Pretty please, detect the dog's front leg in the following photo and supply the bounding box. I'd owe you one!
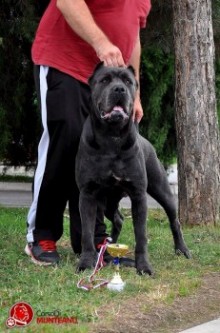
[131,194,153,275]
[77,191,98,272]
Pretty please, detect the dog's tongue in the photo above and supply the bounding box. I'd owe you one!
[112,106,124,112]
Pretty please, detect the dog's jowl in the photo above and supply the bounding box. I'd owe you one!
[75,63,190,275]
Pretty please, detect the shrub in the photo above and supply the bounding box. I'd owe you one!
[140,47,176,167]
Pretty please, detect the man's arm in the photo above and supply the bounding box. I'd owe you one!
[128,33,143,123]
[56,0,125,67]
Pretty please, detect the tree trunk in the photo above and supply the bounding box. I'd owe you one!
[172,0,220,225]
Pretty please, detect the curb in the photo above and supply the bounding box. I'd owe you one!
[0,182,32,191]
[179,318,220,333]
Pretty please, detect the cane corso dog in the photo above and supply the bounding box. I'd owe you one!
[75,63,190,275]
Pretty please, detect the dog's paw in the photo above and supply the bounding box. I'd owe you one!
[175,245,191,259]
[136,259,154,276]
[136,266,154,276]
[76,263,92,272]
[76,253,97,272]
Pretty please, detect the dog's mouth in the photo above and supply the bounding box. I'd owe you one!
[100,106,129,120]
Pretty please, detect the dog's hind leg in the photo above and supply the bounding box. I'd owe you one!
[149,184,191,258]
[146,150,191,259]
[104,190,124,243]
[105,208,123,243]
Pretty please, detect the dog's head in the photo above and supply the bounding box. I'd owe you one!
[89,63,138,124]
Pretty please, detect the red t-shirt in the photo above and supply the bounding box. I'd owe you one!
[32,0,151,83]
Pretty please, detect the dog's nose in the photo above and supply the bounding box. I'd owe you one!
[114,85,126,94]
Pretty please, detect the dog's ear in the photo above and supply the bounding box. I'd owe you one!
[93,61,105,72]
[88,61,104,86]
[127,65,136,77]
[127,65,138,90]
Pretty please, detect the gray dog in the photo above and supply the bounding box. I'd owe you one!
[75,63,190,275]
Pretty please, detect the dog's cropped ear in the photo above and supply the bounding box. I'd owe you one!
[127,65,138,90]
[127,65,136,77]
[88,62,104,86]
[93,61,105,72]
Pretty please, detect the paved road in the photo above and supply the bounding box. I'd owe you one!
[0,182,178,209]
[0,182,33,208]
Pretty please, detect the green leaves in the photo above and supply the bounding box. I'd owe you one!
[140,46,176,167]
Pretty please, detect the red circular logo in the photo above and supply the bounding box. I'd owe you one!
[6,302,34,328]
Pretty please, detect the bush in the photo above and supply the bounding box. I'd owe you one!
[140,47,176,167]
[0,1,49,166]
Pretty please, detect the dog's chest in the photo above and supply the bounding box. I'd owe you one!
[103,158,131,185]
[108,171,130,185]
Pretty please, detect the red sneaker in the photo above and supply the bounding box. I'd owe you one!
[25,240,60,266]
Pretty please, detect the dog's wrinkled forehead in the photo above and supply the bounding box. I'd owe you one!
[89,63,138,89]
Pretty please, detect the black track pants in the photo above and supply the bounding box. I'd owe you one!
[26,66,108,252]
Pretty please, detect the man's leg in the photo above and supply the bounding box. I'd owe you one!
[26,67,84,264]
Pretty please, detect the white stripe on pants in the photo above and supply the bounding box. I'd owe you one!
[26,66,49,243]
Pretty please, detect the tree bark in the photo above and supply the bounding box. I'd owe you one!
[172,0,220,225]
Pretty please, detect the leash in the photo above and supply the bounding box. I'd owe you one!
[77,237,112,291]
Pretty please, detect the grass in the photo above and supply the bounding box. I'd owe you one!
[0,175,33,183]
[0,207,220,333]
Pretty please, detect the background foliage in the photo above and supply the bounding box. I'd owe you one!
[0,0,219,166]
[140,47,176,167]
[140,0,220,167]
[0,1,39,165]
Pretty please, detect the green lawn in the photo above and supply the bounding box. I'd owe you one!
[0,207,220,333]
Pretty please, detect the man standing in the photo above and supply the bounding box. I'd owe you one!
[25,0,151,265]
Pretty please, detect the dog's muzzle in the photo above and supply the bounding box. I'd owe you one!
[101,106,129,120]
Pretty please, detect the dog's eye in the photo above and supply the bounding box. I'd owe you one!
[124,78,132,85]
[100,77,110,84]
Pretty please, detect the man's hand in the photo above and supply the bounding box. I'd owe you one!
[95,39,125,67]
[133,96,144,123]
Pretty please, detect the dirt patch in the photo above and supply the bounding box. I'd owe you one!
[90,272,220,333]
